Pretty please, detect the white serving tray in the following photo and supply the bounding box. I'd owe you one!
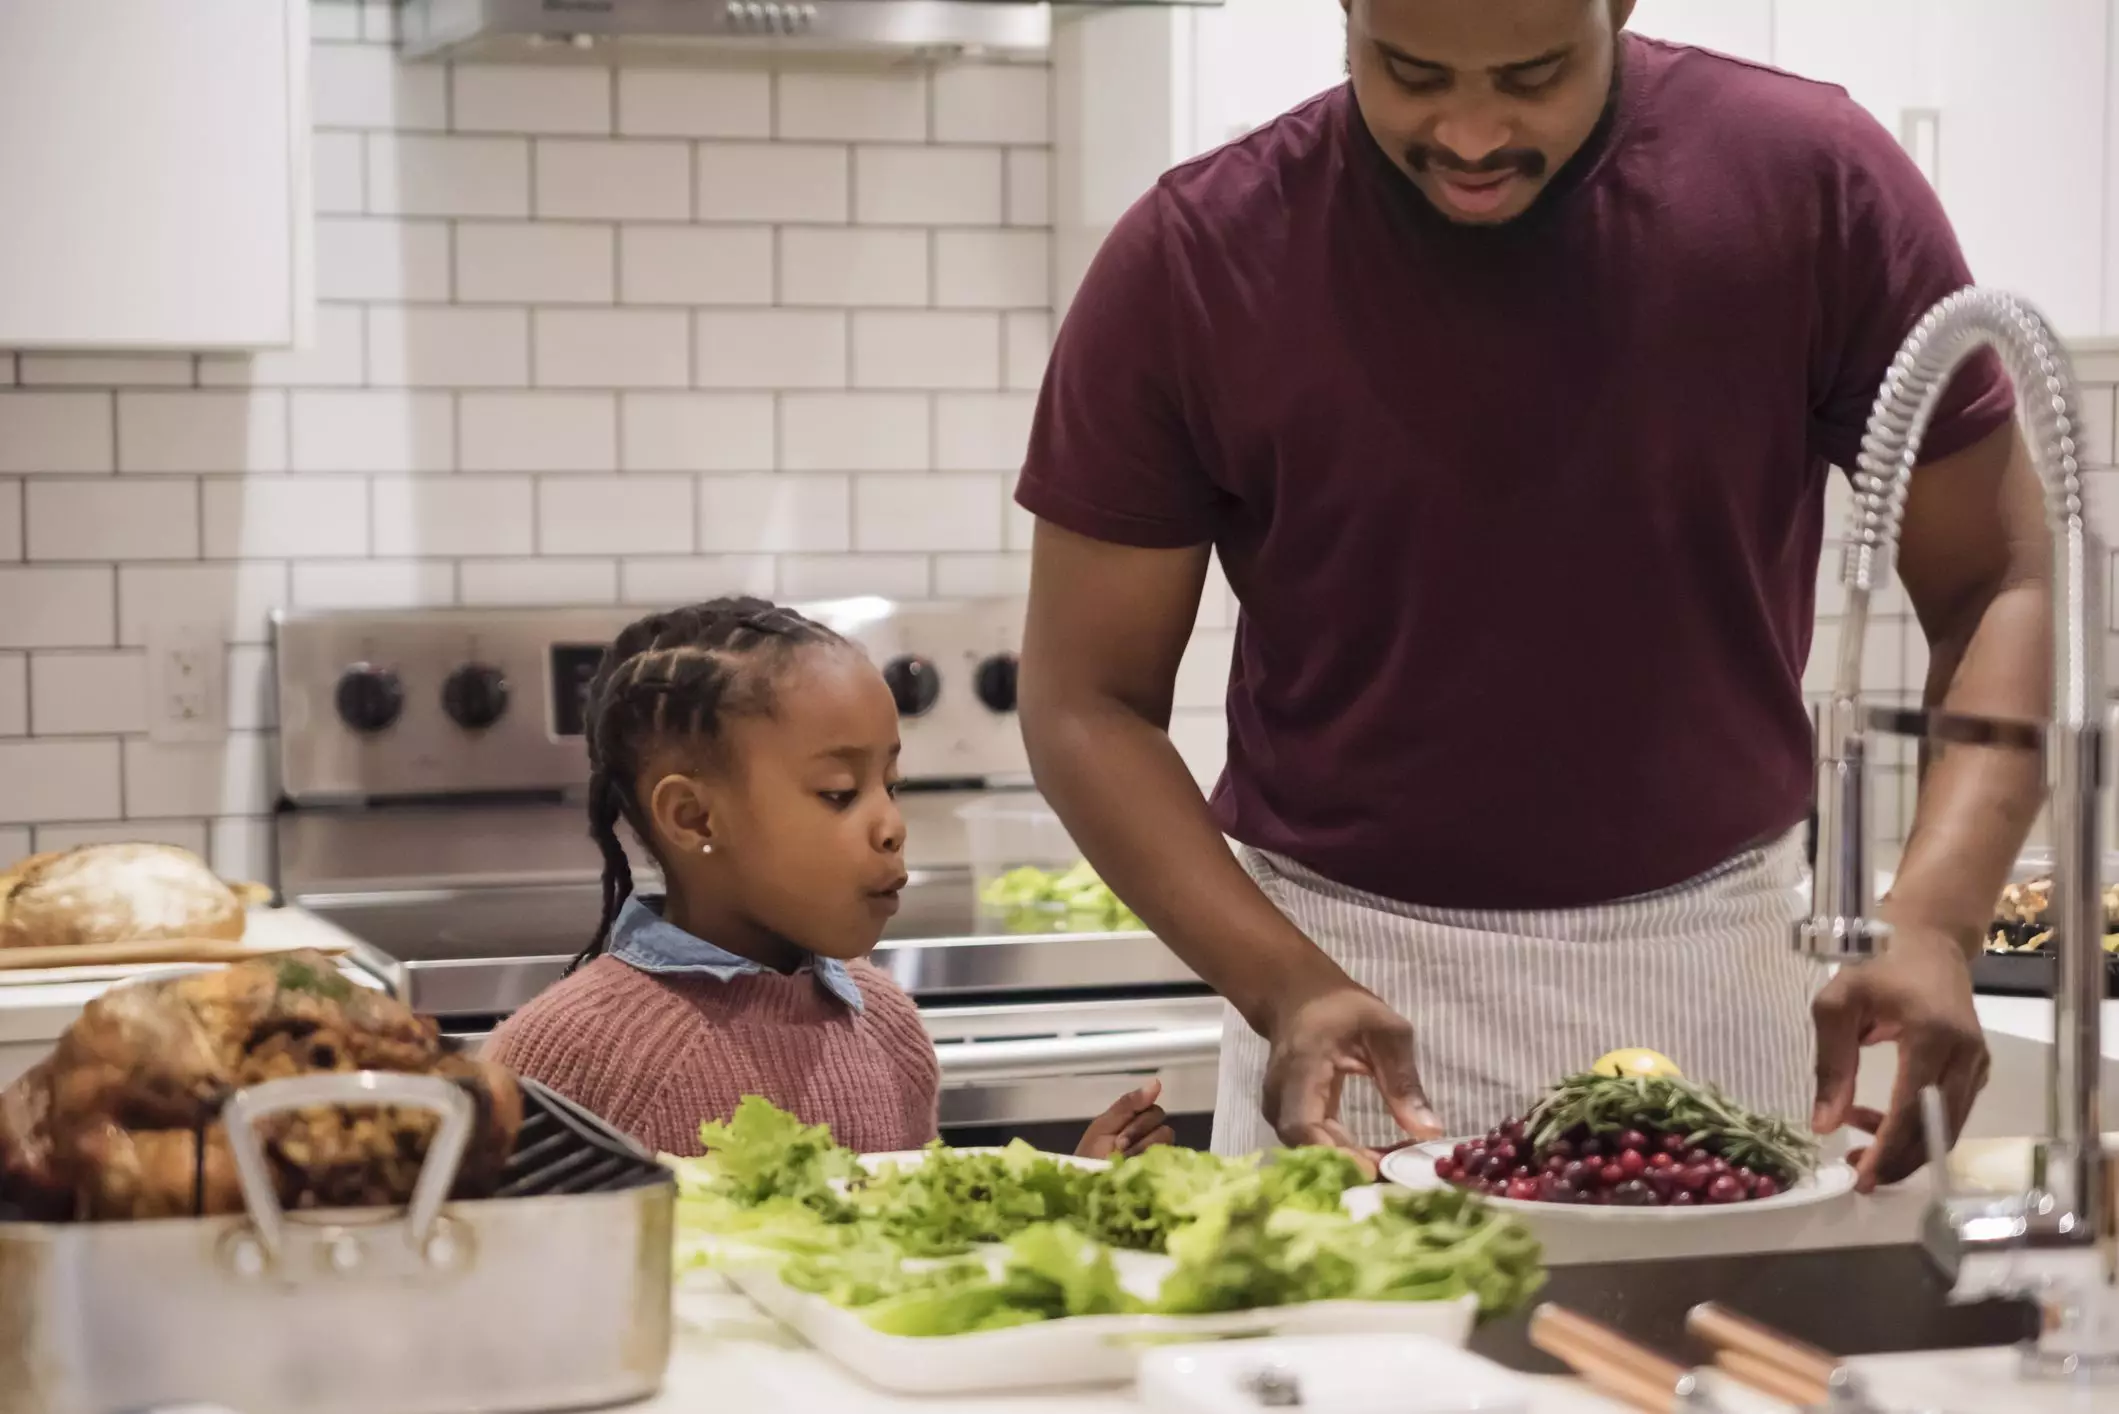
[711,1151,1476,1396]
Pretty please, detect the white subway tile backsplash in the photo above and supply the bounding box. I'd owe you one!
[534,309,690,388]
[932,66,1049,145]
[17,354,194,387]
[117,392,287,474]
[369,306,531,387]
[312,44,448,130]
[313,3,364,42]
[201,305,367,388]
[316,217,452,301]
[27,480,198,561]
[29,651,148,735]
[460,557,620,605]
[373,477,534,556]
[2082,384,2115,465]
[934,230,1049,309]
[1005,500,1034,552]
[933,552,1030,597]
[777,72,928,143]
[780,393,929,472]
[536,139,690,220]
[226,643,275,731]
[36,819,211,855]
[622,555,776,603]
[1198,552,1235,630]
[210,816,275,882]
[456,221,615,304]
[312,130,368,214]
[1173,629,1234,711]
[538,475,693,554]
[780,228,928,308]
[855,473,1003,552]
[622,393,775,471]
[0,655,23,734]
[119,564,288,645]
[852,312,1001,389]
[1003,311,1051,392]
[360,0,401,42]
[0,740,122,824]
[777,553,929,600]
[203,477,369,559]
[454,65,613,135]
[291,390,455,473]
[698,474,849,553]
[291,559,455,608]
[1167,709,1228,790]
[696,142,848,223]
[0,481,15,561]
[461,392,617,472]
[0,393,114,473]
[935,393,1035,471]
[124,735,276,817]
[855,147,1003,226]
[0,826,25,862]
[695,311,846,389]
[1005,149,1051,227]
[620,226,774,306]
[619,69,771,139]
[368,135,531,217]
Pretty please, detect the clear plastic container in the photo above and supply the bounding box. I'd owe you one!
[955,795,1144,935]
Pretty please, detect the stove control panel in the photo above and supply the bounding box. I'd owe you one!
[274,599,1032,803]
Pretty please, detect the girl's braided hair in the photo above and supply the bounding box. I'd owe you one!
[570,596,844,974]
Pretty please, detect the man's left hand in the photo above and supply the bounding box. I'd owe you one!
[1809,916,1991,1193]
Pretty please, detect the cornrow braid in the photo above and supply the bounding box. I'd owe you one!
[567,596,846,974]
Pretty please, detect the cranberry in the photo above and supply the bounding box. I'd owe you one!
[1735,1166,1758,1191]
[1536,1172,1559,1200]
[1616,1149,1648,1179]
[1707,1174,1745,1204]
[1452,1142,1474,1166]
[1707,1157,1733,1178]
[1506,1176,1541,1202]
[1753,1175,1782,1200]
[1614,1179,1655,1206]
[1669,1189,1698,1207]
[1546,1138,1575,1161]
[1647,1151,1676,1172]
[1433,1156,1460,1182]
[1544,1154,1570,1176]
[1481,1156,1512,1182]
[1579,1138,1606,1159]
[1684,1148,1712,1167]
[1550,1178,1579,1203]
[1646,1172,1675,1202]
[1500,1118,1527,1143]
[1599,1164,1628,1190]
[1618,1129,1650,1154]
[1491,1141,1520,1167]
[1561,1160,1593,1188]
[1661,1133,1689,1156]
[1676,1164,1712,1193]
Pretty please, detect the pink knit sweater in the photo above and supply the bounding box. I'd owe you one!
[485,956,940,1157]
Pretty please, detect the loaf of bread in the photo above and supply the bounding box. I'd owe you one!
[0,843,271,951]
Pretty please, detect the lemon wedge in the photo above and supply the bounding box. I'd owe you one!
[1591,1047,1682,1079]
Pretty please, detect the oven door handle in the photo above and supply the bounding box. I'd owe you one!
[932,1026,1223,1083]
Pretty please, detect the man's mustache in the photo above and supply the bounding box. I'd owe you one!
[1406,146,1548,179]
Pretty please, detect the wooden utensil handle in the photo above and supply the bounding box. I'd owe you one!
[1686,1301,1840,1388]
[1531,1305,1691,1412]
[0,938,348,971]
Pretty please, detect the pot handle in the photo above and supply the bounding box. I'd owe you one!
[221,1070,475,1261]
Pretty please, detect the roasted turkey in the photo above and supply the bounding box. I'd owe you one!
[0,951,521,1221]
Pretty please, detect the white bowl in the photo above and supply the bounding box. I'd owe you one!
[1380,1140,1856,1221]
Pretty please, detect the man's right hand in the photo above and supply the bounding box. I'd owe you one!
[1262,979,1444,1167]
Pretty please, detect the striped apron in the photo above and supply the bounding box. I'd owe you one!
[1210,830,1821,1155]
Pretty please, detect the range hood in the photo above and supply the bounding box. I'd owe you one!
[404,1,1221,62]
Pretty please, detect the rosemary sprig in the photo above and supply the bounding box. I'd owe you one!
[1523,1072,1819,1180]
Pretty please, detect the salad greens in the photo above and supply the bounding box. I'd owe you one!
[672,1098,1546,1337]
[979,861,1145,934]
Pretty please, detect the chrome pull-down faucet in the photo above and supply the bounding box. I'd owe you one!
[1794,287,2115,1380]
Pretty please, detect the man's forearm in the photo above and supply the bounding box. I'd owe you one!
[1022,695,1346,1035]
[1885,580,2049,954]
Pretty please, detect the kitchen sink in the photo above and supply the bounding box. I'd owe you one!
[1470,1245,2036,1374]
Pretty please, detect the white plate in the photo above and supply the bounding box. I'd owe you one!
[1380,1141,1856,1220]
[711,1149,1476,1396]
[1137,1334,1531,1414]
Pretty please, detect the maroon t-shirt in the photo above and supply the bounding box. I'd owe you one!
[1016,36,2013,910]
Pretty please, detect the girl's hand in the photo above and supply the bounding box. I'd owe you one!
[1076,1078,1175,1159]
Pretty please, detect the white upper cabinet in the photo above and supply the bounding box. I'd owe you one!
[1627,0,1774,63]
[1775,0,2112,339]
[1186,0,1348,159]
[0,1,313,349]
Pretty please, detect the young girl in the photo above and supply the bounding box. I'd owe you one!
[487,596,1173,1160]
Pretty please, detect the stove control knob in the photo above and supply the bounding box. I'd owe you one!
[442,662,510,731]
[882,655,941,718]
[334,664,405,735]
[973,653,1019,713]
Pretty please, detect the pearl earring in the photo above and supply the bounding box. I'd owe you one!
[700,843,714,856]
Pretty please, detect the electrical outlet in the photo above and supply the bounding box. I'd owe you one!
[146,623,226,744]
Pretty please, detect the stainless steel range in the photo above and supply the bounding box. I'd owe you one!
[271,598,1220,1146]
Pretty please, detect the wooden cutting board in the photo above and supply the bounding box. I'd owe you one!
[0,936,349,972]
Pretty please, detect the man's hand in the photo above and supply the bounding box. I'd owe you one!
[1811,919,1990,1193]
[1263,980,1444,1169]
[1077,1079,1176,1159]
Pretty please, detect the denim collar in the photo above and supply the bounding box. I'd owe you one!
[606,894,865,1012]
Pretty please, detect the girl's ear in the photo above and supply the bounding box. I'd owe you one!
[647,772,715,855]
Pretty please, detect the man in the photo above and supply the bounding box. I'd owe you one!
[1014,0,2047,1191]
